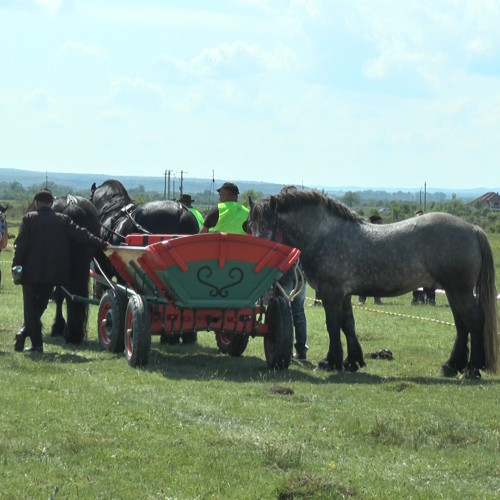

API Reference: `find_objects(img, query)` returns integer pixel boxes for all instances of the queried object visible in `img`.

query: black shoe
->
[14,333,26,352]
[294,351,307,361]
[24,346,44,353]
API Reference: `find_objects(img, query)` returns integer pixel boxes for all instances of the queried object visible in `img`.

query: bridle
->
[98,203,153,242]
[90,184,152,242]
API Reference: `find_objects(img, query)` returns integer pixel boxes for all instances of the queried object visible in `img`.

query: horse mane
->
[274,189,365,224]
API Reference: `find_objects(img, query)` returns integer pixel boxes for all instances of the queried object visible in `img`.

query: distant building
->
[469,192,500,212]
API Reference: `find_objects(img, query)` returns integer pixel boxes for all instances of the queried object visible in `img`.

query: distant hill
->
[0,168,286,197]
[0,167,495,201]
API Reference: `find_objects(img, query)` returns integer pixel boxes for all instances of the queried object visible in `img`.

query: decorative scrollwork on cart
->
[197,266,244,298]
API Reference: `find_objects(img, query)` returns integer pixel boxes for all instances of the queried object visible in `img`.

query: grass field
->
[0,234,499,499]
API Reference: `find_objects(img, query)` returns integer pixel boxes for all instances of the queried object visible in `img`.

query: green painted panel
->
[155,259,284,308]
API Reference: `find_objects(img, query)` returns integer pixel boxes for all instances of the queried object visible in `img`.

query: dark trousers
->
[22,283,52,347]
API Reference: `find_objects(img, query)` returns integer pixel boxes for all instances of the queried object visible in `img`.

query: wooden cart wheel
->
[215,331,249,357]
[97,289,126,353]
[264,296,293,370]
[124,294,151,367]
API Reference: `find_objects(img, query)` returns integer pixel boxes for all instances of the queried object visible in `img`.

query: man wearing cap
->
[12,189,109,353]
[200,182,249,235]
[179,194,204,229]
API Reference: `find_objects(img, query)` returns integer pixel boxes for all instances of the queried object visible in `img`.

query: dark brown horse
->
[90,179,200,344]
[51,195,103,344]
[90,180,200,245]
[90,179,199,284]
[247,189,499,379]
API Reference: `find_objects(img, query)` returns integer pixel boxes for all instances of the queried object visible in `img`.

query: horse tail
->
[475,228,499,374]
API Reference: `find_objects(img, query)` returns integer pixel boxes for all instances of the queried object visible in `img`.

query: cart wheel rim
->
[125,311,134,359]
[98,302,113,346]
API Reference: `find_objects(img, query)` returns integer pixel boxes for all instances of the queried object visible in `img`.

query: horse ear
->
[91,182,96,191]
[249,196,254,209]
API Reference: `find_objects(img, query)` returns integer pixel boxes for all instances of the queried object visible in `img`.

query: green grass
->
[0,237,499,499]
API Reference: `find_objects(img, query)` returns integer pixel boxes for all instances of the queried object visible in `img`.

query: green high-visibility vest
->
[210,202,249,235]
[189,207,204,229]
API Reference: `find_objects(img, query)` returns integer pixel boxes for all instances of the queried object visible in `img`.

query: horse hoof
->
[317,358,331,371]
[460,368,481,381]
[343,360,359,372]
[318,358,341,371]
[438,364,458,378]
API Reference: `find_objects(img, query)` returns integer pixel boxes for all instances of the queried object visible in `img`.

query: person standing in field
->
[200,182,249,235]
[276,186,309,361]
[0,203,9,287]
[12,189,109,353]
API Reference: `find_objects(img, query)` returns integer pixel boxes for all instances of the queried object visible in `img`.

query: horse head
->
[90,179,133,217]
[247,195,282,241]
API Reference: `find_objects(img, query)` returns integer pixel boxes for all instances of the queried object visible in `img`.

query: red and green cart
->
[96,232,300,369]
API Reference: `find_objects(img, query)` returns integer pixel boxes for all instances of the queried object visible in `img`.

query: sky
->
[2,0,500,190]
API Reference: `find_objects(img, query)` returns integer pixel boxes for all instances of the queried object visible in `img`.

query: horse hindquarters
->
[475,229,499,374]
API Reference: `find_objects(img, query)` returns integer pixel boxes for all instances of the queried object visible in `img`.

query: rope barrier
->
[352,304,455,327]
[307,296,457,326]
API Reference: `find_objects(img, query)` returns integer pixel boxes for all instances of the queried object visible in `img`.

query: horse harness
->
[102,203,152,240]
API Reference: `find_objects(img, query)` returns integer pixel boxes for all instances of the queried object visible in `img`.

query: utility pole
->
[180,170,187,196]
[209,170,215,206]
[164,169,173,200]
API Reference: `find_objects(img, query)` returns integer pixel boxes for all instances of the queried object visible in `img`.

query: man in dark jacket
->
[12,189,109,353]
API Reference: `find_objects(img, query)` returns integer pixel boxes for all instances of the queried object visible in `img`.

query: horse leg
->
[460,297,485,379]
[317,296,344,371]
[440,293,483,378]
[51,286,66,337]
[341,297,365,372]
[64,298,88,345]
[64,268,91,345]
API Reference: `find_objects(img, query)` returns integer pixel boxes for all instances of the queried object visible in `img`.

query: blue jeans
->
[279,265,308,353]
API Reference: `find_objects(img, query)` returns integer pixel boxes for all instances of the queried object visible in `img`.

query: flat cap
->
[217,182,239,195]
[34,189,54,203]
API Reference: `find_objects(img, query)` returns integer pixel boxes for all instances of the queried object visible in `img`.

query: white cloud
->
[110,78,164,111]
[41,113,66,129]
[2,0,75,13]
[57,41,107,58]
[465,38,493,58]
[155,41,298,83]
[25,89,54,108]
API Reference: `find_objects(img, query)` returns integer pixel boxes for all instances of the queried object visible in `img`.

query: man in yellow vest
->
[200,182,249,235]
[179,194,204,229]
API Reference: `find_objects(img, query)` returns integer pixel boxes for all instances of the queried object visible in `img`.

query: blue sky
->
[2,0,500,190]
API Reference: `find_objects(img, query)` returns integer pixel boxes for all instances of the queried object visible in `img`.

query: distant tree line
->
[2,181,499,232]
